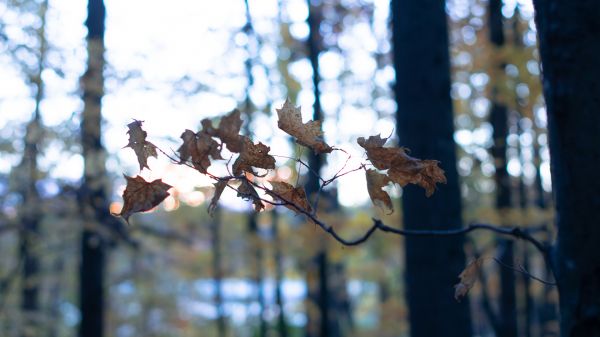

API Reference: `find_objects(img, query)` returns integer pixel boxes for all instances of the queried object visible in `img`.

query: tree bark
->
[533,1,600,336]
[391,0,472,336]
[78,1,108,336]
[272,210,289,337]
[304,2,332,337]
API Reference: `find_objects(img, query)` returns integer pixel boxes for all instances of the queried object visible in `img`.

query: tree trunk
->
[305,2,332,337]
[17,2,48,335]
[391,0,472,336]
[272,210,289,337]
[78,1,108,336]
[210,208,226,337]
[533,1,600,336]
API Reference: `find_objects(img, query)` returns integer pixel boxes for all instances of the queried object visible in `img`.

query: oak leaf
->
[276,99,333,154]
[115,175,172,223]
[267,181,312,214]
[208,180,227,216]
[454,258,483,302]
[177,129,223,173]
[237,180,264,212]
[357,135,446,196]
[126,120,158,171]
[365,169,393,213]
[232,137,276,176]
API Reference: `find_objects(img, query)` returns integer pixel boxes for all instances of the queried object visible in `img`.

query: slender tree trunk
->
[533,1,600,336]
[488,1,519,335]
[18,2,48,335]
[304,2,332,337]
[78,1,108,336]
[391,0,472,336]
[211,208,226,337]
[272,210,289,337]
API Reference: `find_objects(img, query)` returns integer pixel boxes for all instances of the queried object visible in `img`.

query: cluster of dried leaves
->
[114,99,446,225]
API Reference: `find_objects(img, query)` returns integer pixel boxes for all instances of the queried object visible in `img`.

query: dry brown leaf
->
[357,134,446,197]
[177,129,223,173]
[201,110,244,153]
[126,120,158,171]
[207,180,227,216]
[232,137,276,176]
[115,175,172,223]
[454,258,483,302]
[237,180,264,212]
[276,99,333,154]
[267,181,312,214]
[365,169,393,213]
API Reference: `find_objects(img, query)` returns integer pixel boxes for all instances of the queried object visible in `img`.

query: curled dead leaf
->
[201,109,244,153]
[267,181,312,214]
[208,180,227,216]
[126,120,157,171]
[365,169,393,213]
[115,175,172,223]
[237,180,264,212]
[177,129,223,173]
[358,134,446,196]
[232,137,276,176]
[276,99,333,154]
[454,258,483,302]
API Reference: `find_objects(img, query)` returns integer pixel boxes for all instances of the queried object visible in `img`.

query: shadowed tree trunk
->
[304,2,333,337]
[17,2,48,336]
[78,1,108,336]
[272,210,289,337]
[488,0,519,335]
[533,1,600,336]
[391,0,472,336]
[210,208,226,337]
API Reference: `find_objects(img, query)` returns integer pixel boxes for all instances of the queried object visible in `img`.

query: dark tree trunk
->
[247,213,267,337]
[391,1,472,336]
[272,210,289,337]
[78,1,107,337]
[305,2,332,337]
[533,1,600,336]
[211,209,226,337]
[489,1,519,335]
[17,2,48,335]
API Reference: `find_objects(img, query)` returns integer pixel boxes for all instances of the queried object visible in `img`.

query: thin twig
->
[492,257,556,286]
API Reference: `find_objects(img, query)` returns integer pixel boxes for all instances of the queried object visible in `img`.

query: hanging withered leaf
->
[126,120,158,171]
[237,180,264,212]
[208,180,227,216]
[365,169,393,214]
[114,175,172,223]
[357,135,446,197]
[232,137,276,176]
[454,258,483,302]
[276,99,333,154]
[201,109,244,153]
[177,129,223,173]
[267,181,312,214]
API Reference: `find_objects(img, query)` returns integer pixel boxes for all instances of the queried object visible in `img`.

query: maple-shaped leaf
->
[454,258,483,302]
[115,175,172,223]
[126,120,158,171]
[267,181,312,214]
[177,129,223,173]
[276,99,333,154]
[237,180,264,212]
[365,169,393,213]
[232,137,276,176]
[208,180,227,216]
[201,109,244,153]
[357,135,446,197]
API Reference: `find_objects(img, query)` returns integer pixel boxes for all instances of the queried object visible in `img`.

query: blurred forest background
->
[0,0,570,336]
